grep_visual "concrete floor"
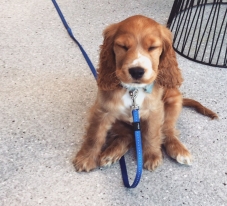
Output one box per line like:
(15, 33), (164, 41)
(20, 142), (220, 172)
(0, 0), (226, 205)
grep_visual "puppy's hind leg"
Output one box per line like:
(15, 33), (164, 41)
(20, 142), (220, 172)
(99, 121), (134, 167)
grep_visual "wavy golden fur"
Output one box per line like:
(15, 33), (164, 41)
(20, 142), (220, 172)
(73, 15), (217, 172)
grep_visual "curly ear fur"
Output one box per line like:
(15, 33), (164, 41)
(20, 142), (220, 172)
(156, 26), (183, 88)
(97, 23), (121, 91)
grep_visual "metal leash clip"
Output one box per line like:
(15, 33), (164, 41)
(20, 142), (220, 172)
(129, 89), (139, 110)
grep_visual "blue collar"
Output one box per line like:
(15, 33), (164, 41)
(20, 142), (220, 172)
(143, 83), (154, 93)
(121, 83), (154, 94)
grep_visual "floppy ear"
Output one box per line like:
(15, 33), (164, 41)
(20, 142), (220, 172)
(97, 23), (120, 91)
(156, 26), (183, 88)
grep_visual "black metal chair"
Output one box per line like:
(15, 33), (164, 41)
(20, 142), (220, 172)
(167, 0), (227, 68)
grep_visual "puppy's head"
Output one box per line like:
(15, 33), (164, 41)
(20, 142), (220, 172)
(97, 15), (183, 91)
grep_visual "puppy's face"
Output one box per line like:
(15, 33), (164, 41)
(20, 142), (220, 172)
(113, 16), (163, 87)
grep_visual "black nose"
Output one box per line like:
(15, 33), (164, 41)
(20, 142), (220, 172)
(129, 67), (145, 79)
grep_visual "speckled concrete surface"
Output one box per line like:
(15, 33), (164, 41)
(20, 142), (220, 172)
(0, 0), (227, 205)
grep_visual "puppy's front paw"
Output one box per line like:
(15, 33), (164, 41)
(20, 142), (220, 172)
(73, 153), (97, 172)
(143, 151), (163, 171)
(176, 152), (192, 165)
(164, 138), (192, 165)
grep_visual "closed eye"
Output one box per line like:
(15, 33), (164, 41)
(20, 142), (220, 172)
(116, 43), (129, 51)
(148, 46), (157, 52)
(118, 44), (129, 51)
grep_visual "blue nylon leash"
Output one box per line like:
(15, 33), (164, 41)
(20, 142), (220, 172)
(51, 0), (97, 80)
(119, 108), (143, 188)
(52, 0), (143, 188)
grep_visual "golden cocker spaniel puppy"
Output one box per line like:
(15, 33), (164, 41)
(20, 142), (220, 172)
(73, 15), (217, 172)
